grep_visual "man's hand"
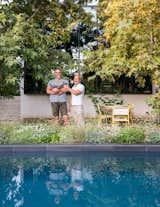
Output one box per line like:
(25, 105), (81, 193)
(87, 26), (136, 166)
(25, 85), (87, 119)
(52, 88), (59, 94)
(57, 85), (70, 96)
(67, 86), (82, 95)
(57, 90), (64, 96)
(46, 84), (70, 95)
(46, 86), (59, 95)
(60, 84), (70, 92)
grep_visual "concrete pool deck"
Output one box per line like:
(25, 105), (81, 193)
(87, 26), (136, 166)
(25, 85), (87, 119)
(0, 144), (160, 153)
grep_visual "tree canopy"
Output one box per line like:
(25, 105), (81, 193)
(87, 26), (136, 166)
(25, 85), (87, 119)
(0, 0), (91, 96)
(86, 0), (160, 87)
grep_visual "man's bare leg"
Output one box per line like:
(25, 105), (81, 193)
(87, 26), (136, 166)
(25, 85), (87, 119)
(63, 115), (68, 126)
(54, 116), (59, 125)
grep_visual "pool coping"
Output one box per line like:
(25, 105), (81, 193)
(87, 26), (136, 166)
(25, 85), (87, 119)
(0, 144), (160, 152)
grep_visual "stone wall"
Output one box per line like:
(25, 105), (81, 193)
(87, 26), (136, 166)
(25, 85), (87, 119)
(0, 96), (20, 121)
(21, 95), (97, 119)
(21, 94), (152, 119)
(0, 94), (152, 120)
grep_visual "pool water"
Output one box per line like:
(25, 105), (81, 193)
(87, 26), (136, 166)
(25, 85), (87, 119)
(0, 152), (160, 207)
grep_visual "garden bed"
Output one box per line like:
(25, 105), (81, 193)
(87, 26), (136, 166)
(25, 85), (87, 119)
(0, 121), (160, 145)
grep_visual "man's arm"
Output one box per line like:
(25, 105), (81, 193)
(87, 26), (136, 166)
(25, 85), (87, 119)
(69, 88), (82, 95)
(58, 82), (70, 95)
(57, 90), (64, 96)
(46, 85), (59, 95)
(46, 85), (68, 95)
(57, 84), (81, 95)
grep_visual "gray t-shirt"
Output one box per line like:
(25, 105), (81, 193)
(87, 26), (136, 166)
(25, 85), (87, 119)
(47, 79), (68, 102)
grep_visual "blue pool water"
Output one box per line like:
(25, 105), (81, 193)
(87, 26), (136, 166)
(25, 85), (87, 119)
(0, 152), (160, 207)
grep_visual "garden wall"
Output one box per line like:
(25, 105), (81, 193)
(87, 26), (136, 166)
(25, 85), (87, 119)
(0, 94), (152, 120)
(0, 96), (21, 121)
(21, 95), (97, 119)
(21, 94), (152, 119)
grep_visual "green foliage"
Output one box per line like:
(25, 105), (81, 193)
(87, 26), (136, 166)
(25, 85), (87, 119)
(85, 0), (160, 86)
(38, 134), (60, 144)
(0, 0), (91, 96)
(1, 122), (160, 145)
(0, 125), (13, 144)
(147, 92), (160, 116)
(84, 124), (120, 144)
(89, 94), (124, 114)
(90, 95), (124, 106)
(0, 123), (60, 144)
(113, 127), (145, 144)
(58, 125), (85, 143)
(84, 124), (107, 144)
(143, 123), (160, 143)
(147, 131), (160, 143)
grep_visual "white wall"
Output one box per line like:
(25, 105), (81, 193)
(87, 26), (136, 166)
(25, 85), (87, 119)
(20, 95), (97, 118)
(21, 94), (152, 119)
(0, 96), (20, 121)
(122, 94), (152, 116)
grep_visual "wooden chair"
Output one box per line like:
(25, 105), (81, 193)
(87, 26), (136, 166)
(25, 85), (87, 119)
(96, 104), (107, 126)
(128, 104), (134, 124)
(101, 105), (113, 124)
(112, 106), (130, 125)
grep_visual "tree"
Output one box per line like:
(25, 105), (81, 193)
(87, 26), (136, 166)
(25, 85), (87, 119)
(0, 0), (91, 96)
(85, 0), (160, 87)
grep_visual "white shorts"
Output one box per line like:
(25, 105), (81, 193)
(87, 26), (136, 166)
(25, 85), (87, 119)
(70, 105), (84, 128)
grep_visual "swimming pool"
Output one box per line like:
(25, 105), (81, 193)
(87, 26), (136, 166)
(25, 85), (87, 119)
(0, 152), (160, 207)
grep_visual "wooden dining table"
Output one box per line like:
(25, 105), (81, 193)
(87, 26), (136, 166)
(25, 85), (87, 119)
(100, 104), (134, 123)
(102, 104), (134, 111)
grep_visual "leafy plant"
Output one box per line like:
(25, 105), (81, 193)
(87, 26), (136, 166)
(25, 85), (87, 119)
(38, 134), (60, 144)
(90, 95), (124, 106)
(0, 125), (14, 144)
(0, 121), (160, 145)
(84, 124), (107, 144)
(58, 125), (84, 143)
(85, 0), (160, 87)
(113, 127), (145, 144)
(0, 0), (91, 96)
(147, 92), (160, 116)
(147, 132), (160, 144)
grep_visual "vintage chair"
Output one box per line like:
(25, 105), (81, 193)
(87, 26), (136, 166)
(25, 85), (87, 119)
(97, 104), (112, 126)
(101, 105), (113, 124)
(96, 104), (107, 126)
(128, 104), (134, 124)
(112, 106), (130, 125)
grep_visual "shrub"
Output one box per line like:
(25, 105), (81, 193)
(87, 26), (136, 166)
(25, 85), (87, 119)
(13, 123), (60, 144)
(146, 131), (160, 143)
(58, 125), (84, 143)
(84, 124), (120, 144)
(38, 134), (60, 144)
(0, 123), (60, 144)
(1, 122), (160, 145)
(113, 127), (145, 144)
(0, 130), (10, 144)
(0, 125), (14, 144)
(84, 125), (107, 144)
(147, 92), (160, 117)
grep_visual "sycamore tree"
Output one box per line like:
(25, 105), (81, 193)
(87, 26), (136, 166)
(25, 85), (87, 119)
(0, 0), (91, 96)
(85, 0), (160, 87)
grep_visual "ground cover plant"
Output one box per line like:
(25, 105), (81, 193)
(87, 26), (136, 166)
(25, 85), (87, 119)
(0, 120), (160, 144)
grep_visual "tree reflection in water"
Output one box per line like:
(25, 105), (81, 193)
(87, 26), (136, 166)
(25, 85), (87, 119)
(0, 155), (160, 207)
